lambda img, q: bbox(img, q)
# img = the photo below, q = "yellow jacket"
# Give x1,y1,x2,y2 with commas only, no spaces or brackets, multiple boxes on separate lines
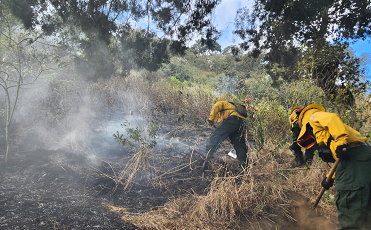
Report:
297,104,368,160
208,99,245,122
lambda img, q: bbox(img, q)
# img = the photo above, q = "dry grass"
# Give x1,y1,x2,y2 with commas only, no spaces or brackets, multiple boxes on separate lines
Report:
87,73,339,229
100,142,339,230
91,147,153,192
106,147,303,230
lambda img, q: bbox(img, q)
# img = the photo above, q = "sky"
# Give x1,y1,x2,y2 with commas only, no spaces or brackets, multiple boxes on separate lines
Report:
214,0,371,79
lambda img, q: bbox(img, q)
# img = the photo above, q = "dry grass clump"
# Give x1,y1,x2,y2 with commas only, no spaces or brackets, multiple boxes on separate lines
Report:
113,148,296,230
179,84,215,122
121,177,243,230
92,147,154,192
150,79,215,123
150,80,184,114
273,146,338,216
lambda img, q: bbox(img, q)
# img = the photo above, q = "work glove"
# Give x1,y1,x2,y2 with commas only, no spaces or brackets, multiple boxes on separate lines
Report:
321,177,334,190
207,119,215,126
335,144,348,160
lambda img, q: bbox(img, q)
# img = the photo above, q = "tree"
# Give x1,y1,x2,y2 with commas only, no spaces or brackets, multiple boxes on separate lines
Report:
119,28,170,75
0,10,54,162
234,0,371,108
4,0,222,78
300,42,367,110
190,39,222,56
235,0,371,56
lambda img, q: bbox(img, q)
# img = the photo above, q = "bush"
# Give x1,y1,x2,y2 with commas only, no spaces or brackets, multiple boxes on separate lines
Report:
247,98,289,148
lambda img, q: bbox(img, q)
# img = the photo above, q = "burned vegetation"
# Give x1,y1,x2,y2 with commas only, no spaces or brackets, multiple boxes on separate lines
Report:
0,75,340,230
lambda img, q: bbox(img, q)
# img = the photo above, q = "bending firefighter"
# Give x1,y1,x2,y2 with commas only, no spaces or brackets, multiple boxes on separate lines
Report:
289,106,314,166
297,104,371,230
206,99,248,169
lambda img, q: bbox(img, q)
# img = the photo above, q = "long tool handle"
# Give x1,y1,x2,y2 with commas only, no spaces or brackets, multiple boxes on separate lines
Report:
312,158,341,209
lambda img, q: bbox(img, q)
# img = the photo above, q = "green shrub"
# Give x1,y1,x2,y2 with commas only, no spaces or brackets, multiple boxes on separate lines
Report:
247,98,289,147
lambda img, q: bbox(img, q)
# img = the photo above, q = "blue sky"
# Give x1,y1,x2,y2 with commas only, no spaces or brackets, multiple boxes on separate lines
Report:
214,0,371,80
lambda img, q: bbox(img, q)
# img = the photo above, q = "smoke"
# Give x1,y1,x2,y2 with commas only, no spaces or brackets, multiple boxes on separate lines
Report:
217,74,238,94
7,69,202,170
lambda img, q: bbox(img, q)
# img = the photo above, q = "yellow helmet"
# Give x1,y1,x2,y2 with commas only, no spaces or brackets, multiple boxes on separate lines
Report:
298,104,325,127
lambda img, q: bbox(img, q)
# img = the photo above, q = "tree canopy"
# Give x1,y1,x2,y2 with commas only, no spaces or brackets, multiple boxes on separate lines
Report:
233,0,371,107
2,0,222,80
5,0,221,50
234,0,371,54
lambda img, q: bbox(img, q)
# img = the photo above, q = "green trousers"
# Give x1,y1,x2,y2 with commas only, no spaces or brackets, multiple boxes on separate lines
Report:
335,145,371,230
206,116,248,167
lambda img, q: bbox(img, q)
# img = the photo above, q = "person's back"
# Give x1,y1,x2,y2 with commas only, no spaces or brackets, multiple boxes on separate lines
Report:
297,104,371,229
206,99,248,169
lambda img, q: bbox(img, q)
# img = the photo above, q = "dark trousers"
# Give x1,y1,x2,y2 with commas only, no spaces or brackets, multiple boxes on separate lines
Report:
206,116,247,167
335,145,371,230
291,141,315,163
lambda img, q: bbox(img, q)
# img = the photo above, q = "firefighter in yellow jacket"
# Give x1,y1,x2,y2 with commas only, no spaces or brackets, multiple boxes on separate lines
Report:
297,104,371,230
206,99,248,169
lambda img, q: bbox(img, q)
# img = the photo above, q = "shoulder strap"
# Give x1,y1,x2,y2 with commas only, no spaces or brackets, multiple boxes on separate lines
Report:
219,102,236,117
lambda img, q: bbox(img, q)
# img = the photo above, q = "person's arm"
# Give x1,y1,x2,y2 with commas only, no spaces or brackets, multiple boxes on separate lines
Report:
311,112,349,159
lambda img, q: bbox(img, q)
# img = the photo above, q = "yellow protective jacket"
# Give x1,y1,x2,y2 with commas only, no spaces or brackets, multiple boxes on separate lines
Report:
298,108,368,160
208,99,245,122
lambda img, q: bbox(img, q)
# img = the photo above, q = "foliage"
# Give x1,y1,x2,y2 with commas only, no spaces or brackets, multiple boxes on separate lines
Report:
4,0,222,79
119,28,170,74
162,56,193,82
248,99,289,147
235,0,371,58
234,0,370,111
298,42,368,111
113,123,158,150
0,10,56,162
190,39,222,56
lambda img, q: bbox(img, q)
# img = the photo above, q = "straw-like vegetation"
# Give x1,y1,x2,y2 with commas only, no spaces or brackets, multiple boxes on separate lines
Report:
1,2,370,229
61,65,371,229
81,69,361,229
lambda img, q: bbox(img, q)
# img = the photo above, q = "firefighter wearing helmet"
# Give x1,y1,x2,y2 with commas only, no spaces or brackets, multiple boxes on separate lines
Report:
296,104,371,229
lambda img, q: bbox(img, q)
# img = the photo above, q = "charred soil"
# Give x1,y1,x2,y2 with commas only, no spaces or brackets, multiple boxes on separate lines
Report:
0,111,338,230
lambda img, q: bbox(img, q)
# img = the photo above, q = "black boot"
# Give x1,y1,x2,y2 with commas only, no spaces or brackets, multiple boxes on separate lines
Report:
295,154,305,167
305,148,315,165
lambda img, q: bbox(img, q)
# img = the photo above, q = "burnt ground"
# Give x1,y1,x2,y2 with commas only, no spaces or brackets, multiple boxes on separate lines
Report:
0,110,339,230
0,148,140,230
0,111,231,230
